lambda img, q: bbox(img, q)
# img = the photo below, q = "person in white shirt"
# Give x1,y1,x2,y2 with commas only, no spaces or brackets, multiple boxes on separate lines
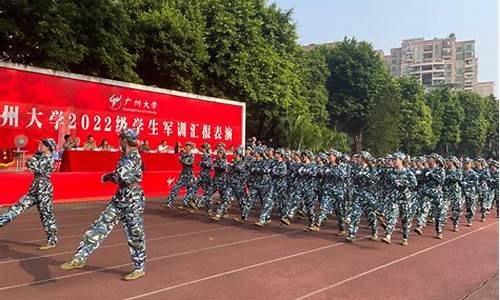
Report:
157,140,169,153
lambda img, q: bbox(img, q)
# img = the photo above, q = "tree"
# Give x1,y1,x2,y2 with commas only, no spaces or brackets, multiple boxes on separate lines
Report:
425,87,464,155
482,95,499,158
324,38,388,152
364,76,401,157
456,91,489,157
398,76,435,155
439,94,464,155
130,0,209,92
298,47,330,125
0,0,140,82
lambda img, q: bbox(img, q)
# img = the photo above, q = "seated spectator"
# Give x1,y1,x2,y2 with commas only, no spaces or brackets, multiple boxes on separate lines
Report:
174,142,182,154
83,135,96,151
227,145,235,155
139,139,151,153
98,139,113,151
157,140,169,153
63,134,79,150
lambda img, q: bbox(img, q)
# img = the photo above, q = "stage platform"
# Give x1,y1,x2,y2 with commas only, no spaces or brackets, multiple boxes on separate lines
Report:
0,171,179,206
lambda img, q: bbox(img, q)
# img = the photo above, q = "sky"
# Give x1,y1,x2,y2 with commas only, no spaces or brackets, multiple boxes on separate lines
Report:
273,0,499,96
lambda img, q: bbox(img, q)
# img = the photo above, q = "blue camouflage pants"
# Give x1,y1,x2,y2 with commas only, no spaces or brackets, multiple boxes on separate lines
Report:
416,194,433,228
431,193,446,234
385,199,412,240
479,187,493,217
464,192,478,222
240,183,272,221
166,173,194,205
183,176,211,207
72,187,146,271
447,189,463,227
0,178,57,245
315,192,346,231
348,195,378,237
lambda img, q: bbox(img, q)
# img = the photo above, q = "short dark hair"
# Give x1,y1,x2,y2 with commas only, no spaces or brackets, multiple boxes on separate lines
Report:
87,135,94,139
64,134,71,140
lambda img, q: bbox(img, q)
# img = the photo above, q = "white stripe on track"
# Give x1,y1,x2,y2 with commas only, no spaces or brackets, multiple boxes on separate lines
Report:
0,229,302,291
293,221,499,300
0,219,209,264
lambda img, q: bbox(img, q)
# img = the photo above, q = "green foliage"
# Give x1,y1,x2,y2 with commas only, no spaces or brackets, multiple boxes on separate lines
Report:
398,77,435,155
277,115,349,152
1,0,497,156
425,87,464,154
457,91,490,156
0,0,139,82
482,95,499,158
364,76,401,157
323,38,388,151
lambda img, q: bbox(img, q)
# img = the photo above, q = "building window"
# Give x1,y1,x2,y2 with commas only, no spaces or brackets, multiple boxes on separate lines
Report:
422,73,432,85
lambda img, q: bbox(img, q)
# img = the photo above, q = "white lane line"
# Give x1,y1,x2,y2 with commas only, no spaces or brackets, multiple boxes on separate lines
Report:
0,220,218,264
0,229,302,291
0,209,184,233
3,219,192,245
294,221,499,300
124,238,361,300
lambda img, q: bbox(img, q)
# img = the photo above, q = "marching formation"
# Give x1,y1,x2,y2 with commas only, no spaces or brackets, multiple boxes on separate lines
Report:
0,132,498,282
164,142,499,247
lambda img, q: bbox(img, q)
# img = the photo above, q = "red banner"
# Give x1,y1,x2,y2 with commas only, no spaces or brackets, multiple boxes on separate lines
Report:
0,63,245,153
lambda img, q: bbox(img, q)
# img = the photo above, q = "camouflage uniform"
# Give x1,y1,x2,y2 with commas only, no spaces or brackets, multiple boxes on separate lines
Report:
269,155,288,218
445,167,463,228
225,154,248,212
281,159,304,222
384,166,417,241
70,138,146,271
478,168,492,219
314,161,348,231
0,143,57,246
240,153,272,221
164,151,195,206
302,162,320,225
375,164,393,220
488,165,499,217
183,152,212,207
412,166,426,220
416,166,446,234
202,155,230,212
347,164,378,239
461,168,479,224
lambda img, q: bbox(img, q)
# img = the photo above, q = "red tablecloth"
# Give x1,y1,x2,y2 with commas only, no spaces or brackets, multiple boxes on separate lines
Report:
59,150,232,172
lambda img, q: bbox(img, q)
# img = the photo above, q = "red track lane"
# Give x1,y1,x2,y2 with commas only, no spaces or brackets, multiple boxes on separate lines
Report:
0,201,498,300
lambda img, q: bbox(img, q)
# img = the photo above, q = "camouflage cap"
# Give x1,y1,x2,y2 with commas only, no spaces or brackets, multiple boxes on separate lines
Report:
41,138,57,152
318,152,328,160
119,128,139,144
185,141,194,147
254,146,265,154
275,148,285,156
235,147,244,156
391,152,406,160
359,151,374,161
488,159,498,167
329,150,341,157
447,156,460,167
201,142,211,150
429,153,445,165
303,150,314,159
463,157,473,164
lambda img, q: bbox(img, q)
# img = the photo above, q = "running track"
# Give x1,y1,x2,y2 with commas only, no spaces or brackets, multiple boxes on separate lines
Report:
0,199,498,300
